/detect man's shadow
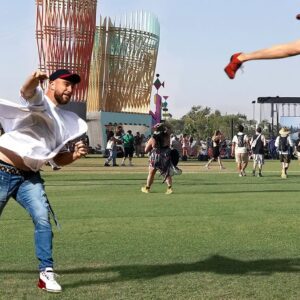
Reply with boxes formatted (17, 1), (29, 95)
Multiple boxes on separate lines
(2, 255), (299, 289)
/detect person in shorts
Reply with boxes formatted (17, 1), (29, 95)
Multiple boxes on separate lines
(275, 127), (294, 179)
(250, 127), (266, 177)
(121, 130), (134, 166)
(231, 125), (249, 177)
(205, 130), (225, 170)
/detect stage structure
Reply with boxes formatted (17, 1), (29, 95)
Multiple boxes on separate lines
(87, 12), (160, 148)
(257, 96), (300, 136)
(36, 0), (97, 119)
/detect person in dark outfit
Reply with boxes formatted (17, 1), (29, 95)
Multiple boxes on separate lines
(275, 127), (294, 179)
(294, 132), (300, 162)
(250, 127), (266, 177)
(121, 130), (135, 166)
(141, 123), (181, 194)
(205, 130), (225, 170)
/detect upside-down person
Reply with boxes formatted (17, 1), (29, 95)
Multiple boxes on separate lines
(141, 123), (182, 194)
(0, 69), (88, 293)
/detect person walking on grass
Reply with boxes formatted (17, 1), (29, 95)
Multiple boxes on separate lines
(205, 130), (225, 170)
(181, 134), (190, 160)
(250, 127), (266, 177)
(104, 125), (124, 167)
(275, 127), (294, 179)
(0, 69), (88, 293)
(121, 130), (135, 166)
(231, 125), (250, 177)
(141, 123), (181, 195)
(104, 130), (118, 167)
(294, 131), (300, 162)
(134, 131), (143, 157)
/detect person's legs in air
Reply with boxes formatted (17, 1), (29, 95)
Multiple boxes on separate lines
(225, 39), (300, 79)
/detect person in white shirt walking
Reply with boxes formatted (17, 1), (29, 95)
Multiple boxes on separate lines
(275, 127), (294, 179)
(231, 125), (250, 177)
(0, 69), (88, 293)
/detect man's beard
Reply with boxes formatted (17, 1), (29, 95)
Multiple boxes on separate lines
(54, 92), (71, 105)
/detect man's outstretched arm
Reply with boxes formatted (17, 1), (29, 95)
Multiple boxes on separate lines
(20, 70), (48, 100)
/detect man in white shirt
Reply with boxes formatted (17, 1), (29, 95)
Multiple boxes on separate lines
(0, 69), (88, 293)
(275, 127), (294, 179)
(231, 124), (249, 177)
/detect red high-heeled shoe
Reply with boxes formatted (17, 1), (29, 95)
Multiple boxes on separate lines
(224, 52), (242, 79)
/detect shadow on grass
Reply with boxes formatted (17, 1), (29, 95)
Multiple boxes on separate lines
(1, 255), (299, 289)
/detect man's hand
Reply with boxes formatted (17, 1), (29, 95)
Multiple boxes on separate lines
(73, 140), (88, 159)
(20, 70), (49, 99)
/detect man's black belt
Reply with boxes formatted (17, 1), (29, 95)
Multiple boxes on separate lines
(0, 160), (24, 176)
(0, 159), (33, 176)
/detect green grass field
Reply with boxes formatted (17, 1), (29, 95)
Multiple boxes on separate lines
(1, 157), (300, 299)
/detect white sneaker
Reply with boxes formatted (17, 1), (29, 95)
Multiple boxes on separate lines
(38, 267), (62, 293)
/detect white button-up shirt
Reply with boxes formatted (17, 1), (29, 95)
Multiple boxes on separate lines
(0, 87), (87, 171)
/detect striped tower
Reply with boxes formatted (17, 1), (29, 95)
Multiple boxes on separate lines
(86, 12), (160, 148)
(87, 12), (160, 114)
(36, 0), (97, 118)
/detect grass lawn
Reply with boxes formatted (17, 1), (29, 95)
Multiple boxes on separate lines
(1, 157), (300, 299)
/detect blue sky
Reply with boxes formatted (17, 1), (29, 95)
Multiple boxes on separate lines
(0, 1), (299, 120)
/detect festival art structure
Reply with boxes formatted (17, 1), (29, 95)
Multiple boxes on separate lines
(36, 0), (97, 119)
(86, 12), (160, 148)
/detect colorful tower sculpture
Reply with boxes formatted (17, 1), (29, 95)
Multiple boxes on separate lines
(36, 0), (97, 103)
(150, 74), (164, 126)
(150, 74), (171, 126)
(162, 96), (171, 120)
(86, 11), (160, 148)
(87, 12), (160, 113)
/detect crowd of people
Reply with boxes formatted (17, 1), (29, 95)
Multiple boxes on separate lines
(230, 125), (299, 178)
(103, 126), (150, 167)
(102, 124), (300, 171)
(102, 126), (218, 167)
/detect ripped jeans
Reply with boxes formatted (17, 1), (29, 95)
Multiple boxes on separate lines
(0, 165), (53, 271)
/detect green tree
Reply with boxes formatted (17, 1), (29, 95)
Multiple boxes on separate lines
(167, 106), (259, 141)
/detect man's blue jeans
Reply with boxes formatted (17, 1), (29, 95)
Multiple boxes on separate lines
(0, 168), (53, 271)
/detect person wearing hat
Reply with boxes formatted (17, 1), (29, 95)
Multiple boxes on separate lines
(275, 127), (294, 178)
(0, 69), (87, 293)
